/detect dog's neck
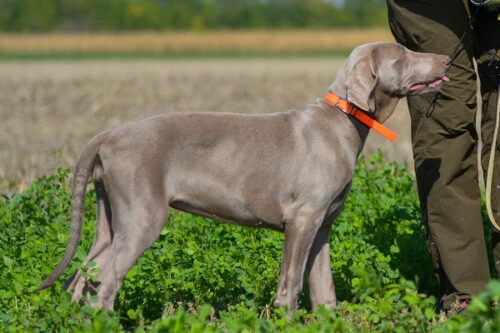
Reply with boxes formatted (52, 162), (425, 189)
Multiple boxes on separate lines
(327, 74), (400, 142)
(322, 80), (370, 152)
(344, 113), (371, 156)
(328, 80), (399, 123)
(328, 80), (348, 104)
(319, 82), (399, 154)
(308, 97), (370, 157)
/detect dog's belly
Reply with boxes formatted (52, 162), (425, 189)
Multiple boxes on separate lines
(167, 181), (285, 231)
(170, 199), (284, 231)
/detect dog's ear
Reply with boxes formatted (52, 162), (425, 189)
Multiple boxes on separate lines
(346, 59), (377, 112)
(374, 89), (399, 123)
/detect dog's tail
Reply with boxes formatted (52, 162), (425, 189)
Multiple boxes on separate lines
(37, 133), (106, 291)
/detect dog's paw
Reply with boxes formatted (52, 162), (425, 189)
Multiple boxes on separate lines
(273, 298), (285, 308)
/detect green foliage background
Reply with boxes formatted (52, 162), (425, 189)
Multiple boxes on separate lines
(1, 155), (499, 332)
(0, 0), (388, 32)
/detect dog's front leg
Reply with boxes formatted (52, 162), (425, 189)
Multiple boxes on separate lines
(273, 208), (325, 312)
(306, 219), (336, 310)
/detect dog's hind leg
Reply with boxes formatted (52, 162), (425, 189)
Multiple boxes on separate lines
(91, 200), (168, 311)
(66, 180), (113, 303)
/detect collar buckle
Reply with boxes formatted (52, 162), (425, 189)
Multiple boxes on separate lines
(334, 96), (354, 115)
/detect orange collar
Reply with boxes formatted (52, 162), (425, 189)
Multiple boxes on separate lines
(324, 91), (398, 142)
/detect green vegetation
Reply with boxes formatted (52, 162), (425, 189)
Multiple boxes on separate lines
(0, 0), (388, 32)
(1, 154), (498, 332)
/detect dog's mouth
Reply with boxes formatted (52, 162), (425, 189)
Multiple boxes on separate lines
(409, 75), (449, 92)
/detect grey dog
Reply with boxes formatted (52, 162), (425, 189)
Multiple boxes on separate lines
(38, 42), (450, 312)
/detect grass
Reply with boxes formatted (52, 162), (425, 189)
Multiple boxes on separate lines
(1, 158), (498, 332)
(0, 29), (393, 58)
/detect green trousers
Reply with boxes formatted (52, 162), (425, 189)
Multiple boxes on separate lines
(387, 0), (500, 309)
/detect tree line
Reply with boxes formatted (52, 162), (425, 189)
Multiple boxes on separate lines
(0, 0), (388, 32)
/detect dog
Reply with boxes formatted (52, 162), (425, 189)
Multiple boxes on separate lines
(38, 42), (450, 312)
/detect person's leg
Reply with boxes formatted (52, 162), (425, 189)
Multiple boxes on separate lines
(387, 0), (490, 309)
(475, 7), (500, 279)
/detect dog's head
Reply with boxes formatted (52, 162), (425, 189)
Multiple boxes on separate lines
(330, 42), (450, 123)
